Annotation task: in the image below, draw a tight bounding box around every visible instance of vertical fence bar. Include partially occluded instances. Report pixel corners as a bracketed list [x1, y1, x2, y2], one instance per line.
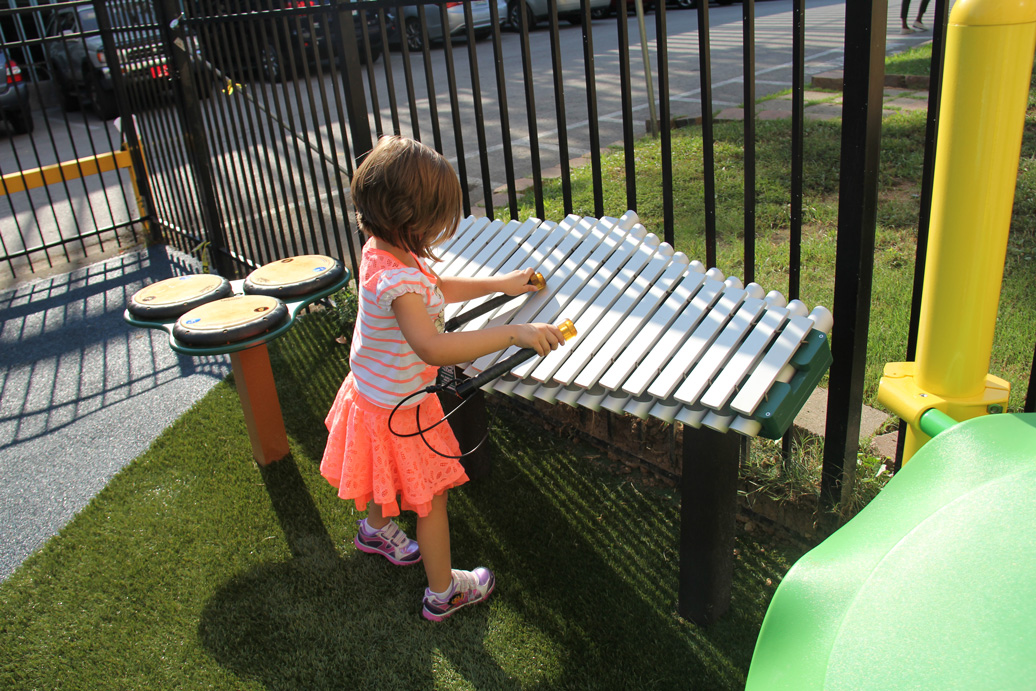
[300, 7, 344, 258]
[335, 1, 373, 163]
[781, 0, 806, 464]
[376, 7, 401, 136]
[204, 3, 272, 266]
[581, 0, 603, 219]
[393, 4, 422, 142]
[463, 3, 493, 217]
[361, 7, 385, 141]
[439, 2, 469, 213]
[155, 0, 231, 275]
[1028, 343, 1036, 412]
[415, 4, 444, 156]
[822, 0, 887, 513]
[656, 3, 673, 245]
[322, 2, 363, 270]
[517, 0, 544, 220]
[489, 0, 518, 219]
[742, 0, 756, 285]
[695, 0, 716, 268]
[616, 0, 636, 212]
[895, 0, 951, 467]
[789, 0, 804, 301]
[547, 0, 572, 215]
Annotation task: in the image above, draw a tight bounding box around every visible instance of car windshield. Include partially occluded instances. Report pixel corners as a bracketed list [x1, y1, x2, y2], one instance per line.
[77, 4, 157, 32]
[76, 7, 98, 32]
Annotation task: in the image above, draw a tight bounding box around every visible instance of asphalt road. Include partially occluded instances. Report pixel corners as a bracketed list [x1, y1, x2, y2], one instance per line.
[1, 0, 934, 276]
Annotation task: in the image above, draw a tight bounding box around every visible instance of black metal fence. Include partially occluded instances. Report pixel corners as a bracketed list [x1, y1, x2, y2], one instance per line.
[2, 0, 1035, 509]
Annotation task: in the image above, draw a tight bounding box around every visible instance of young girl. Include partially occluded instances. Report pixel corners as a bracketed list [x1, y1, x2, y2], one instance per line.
[321, 135, 565, 622]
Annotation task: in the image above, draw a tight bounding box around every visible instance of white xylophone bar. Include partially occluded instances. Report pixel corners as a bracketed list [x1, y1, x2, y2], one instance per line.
[439, 212, 833, 438]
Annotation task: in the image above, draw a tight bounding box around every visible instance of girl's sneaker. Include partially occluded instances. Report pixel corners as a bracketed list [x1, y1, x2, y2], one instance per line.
[422, 568, 495, 622]
[354, 519, 422, 566]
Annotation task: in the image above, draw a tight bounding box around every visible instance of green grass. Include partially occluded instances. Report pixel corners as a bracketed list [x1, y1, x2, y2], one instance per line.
[886, 42, 934, 76]
[0, 312, 806, 689]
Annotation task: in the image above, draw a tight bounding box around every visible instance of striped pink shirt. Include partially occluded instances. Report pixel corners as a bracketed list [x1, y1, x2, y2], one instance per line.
[349, 242, 446, 409]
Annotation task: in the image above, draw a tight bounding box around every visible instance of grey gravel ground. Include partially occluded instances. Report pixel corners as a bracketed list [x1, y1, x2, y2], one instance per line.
[0, 245, 231, 581]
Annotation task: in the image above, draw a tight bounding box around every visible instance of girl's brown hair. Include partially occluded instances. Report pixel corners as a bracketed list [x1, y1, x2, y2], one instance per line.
[350, 135, 463, 260]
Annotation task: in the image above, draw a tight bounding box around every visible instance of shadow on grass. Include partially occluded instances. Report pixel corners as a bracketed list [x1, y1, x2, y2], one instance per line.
[193, 311, 803, 689]
[196, 455, 517, 689]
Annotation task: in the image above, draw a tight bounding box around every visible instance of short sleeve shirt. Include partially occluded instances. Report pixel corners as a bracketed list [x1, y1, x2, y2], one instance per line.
[349, 242, 446, 409]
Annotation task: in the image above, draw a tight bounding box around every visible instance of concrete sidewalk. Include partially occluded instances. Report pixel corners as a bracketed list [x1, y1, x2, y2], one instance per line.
[0, 246, 231, 581]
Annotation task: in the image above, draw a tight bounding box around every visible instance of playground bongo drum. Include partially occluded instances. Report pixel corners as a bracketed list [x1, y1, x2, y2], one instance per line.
[172, 294, 289, 347]
[127, 274, 233, 320]
[243, 254, 345, 298]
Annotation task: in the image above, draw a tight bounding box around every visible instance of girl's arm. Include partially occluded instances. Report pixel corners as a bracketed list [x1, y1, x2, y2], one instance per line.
[438, 267, 540, 304]
[393, 291, 564, 367]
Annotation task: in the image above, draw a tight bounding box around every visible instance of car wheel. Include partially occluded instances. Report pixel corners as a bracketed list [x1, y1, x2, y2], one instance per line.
[53, 71, 81, 112]
[3, 108, 34, 134]
[508, 1, 536, 31]
[591, 7, 612, 19]
[404, 17, 424, 51]
[259, 41, 284, 82]
[14, 108, 35, 134]
[88, 68, 119, 120]
[675, 0, 696, 7]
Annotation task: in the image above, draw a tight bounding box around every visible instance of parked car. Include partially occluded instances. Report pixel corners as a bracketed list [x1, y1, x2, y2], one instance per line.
[591, 0, 697, 18]
[0, 49, 33, 134]
[506, 0, 612, 30]
[190, 0, 383, 83]
[43, 2, 176, 120]
[386, 1, 500, 52]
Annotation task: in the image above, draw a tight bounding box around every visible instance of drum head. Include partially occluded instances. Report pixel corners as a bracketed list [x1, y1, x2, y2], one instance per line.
[127, 274, 232, 320]
[173, 295, 289, 346]
[243, 254, 345, 298]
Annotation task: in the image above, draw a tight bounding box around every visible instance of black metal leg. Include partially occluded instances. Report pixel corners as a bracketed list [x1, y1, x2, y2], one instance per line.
[678, 426, 743, 625]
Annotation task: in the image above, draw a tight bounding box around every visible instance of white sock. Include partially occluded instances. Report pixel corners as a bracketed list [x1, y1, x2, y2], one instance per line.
[429, 579, 455, 600]
[362, 518, 386, 534]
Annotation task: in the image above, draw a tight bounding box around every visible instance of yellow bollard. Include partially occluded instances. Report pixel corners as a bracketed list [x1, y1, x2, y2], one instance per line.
[878, 0, 1036, 462]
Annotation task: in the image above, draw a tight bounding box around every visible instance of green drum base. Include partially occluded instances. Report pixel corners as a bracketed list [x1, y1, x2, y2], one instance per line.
[746, 413, 1036, 690]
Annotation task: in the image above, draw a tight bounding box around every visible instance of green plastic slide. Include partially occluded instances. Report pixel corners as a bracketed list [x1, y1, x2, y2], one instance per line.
[746, 412, 1036, 690]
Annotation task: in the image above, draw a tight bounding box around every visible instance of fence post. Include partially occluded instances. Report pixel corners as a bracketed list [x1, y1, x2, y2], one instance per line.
[154, 0, 233, 276]
[332, 1, 373, 164]
[821, 0, 887, 516]
[92, 0, 160, 244]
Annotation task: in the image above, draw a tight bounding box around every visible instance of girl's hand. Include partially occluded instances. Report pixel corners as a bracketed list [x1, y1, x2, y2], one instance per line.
[513, 322, 565, 356]
[499, 268, 542, 296]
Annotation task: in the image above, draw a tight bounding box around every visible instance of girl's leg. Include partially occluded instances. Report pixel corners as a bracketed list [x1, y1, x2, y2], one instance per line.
[355, 500, 422, 565]
[901, 0, 911, 27]
[417, 491, 452, 593]
[366, 500, 389, 531]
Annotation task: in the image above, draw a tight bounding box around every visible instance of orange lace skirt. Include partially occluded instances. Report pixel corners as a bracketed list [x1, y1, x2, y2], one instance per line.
[321, 373, 468, 517]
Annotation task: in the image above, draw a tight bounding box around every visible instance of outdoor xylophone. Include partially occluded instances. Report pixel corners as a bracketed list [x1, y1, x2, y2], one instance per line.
[436, 211, 833, 440]
[124, 254, 350, 465]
